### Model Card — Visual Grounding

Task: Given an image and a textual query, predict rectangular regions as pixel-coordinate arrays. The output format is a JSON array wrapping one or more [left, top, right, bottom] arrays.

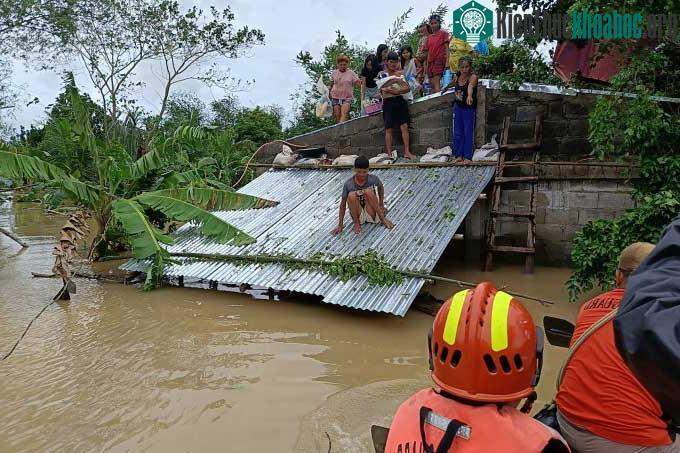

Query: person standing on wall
[[360, 54, 380, 110], [378, 52, 415, 161], [443, 56, 478, 163], [329, 54, 362, 124], [415, 22, 431, 86], [376, 44, 389, 71], [400, 45, 419, 95], [556, 242, 680, 453], [425, 14, 450, 92]]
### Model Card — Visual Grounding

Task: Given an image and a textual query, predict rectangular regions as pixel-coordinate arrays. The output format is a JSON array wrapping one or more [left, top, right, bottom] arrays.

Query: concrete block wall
[[482, 90, 596, 160], [497, 178, 636, 264]]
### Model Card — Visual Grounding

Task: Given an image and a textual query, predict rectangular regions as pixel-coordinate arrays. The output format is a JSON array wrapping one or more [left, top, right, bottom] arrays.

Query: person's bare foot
[[353, 224, 362, 235], [404, 152, 416, 161], [455, 157, 463, 163], [383, 219, 395, 229]]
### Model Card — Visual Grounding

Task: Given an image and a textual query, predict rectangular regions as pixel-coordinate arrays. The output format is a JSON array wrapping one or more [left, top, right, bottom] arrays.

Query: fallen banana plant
[[52, 211, 90, 300]]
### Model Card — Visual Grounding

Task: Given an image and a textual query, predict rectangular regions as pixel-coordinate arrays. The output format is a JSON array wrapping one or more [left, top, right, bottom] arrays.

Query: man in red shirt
[[557, 242, 680, 452], [425, 14, 450, 92]]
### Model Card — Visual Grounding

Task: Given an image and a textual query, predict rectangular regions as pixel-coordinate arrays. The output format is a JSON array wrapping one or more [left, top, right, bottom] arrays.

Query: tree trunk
[[87, 218, 107, 261]]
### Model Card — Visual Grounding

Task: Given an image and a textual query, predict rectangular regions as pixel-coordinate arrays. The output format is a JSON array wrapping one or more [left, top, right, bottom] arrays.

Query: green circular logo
[[453, 1, 494, 45]]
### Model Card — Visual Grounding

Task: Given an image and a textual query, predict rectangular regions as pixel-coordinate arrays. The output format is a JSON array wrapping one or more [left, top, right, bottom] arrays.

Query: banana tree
[[0, 86, 275, 290]]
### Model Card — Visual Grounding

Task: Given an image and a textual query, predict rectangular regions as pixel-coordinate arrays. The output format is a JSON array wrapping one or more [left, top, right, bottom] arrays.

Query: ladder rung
[[491, 211, 535, 218], [495, 176, 539, 183], [489, 245, 535, 254]]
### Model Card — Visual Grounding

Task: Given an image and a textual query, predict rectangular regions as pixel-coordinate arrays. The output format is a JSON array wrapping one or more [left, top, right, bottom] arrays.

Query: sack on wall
[[420, 146, 452, 163], [273, 145, 298, 166], [332, 155, 359, 166]]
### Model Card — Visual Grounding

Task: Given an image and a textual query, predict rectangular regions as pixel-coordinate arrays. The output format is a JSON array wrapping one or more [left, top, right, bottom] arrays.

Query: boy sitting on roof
[[330, 156, 395, 236]]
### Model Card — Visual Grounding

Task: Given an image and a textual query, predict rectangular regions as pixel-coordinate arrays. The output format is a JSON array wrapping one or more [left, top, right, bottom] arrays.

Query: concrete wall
[[261, 86, 636, 265]]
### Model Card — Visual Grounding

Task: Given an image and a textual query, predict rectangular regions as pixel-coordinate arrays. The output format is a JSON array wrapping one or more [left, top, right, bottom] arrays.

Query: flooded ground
[[0, 200, 580, 452]]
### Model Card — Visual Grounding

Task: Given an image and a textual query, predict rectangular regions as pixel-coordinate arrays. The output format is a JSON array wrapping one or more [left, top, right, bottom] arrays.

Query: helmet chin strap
[[520, 391, 537, 414], [427, 327, 434, 371]]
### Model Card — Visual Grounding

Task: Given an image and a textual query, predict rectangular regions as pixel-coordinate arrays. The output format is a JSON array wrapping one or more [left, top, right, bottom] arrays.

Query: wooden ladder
[[485, 115, 543, 274]]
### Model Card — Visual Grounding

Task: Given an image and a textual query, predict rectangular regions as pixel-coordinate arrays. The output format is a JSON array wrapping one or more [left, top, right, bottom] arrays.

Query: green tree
[[161, 92, 207, 132], [0, 83, 275, 288], [26, 0, 263, 140], [210, 95, 241, 129], [475, 40, 561, 89], [233, 106, 282, 145]]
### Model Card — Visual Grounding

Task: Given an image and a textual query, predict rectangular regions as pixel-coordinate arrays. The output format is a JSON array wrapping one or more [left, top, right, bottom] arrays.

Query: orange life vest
[[385, 388, 570, 453]]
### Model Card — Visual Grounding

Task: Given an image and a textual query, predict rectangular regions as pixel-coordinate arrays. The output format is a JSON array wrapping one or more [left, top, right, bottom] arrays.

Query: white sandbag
[[425, 145, 452, 156], [369, 150, 398, 164], [420, 145, 452, 163], [296, 158, 321, 165], [420, 154, 449, 163], [332, 154, 359, 166], [472, 148, 499, 162], [472, 134, 499, 162], [273, 145, 298, 166]]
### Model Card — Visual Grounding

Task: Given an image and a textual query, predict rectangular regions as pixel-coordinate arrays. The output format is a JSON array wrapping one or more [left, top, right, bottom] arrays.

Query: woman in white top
[[400, 45, 419, 96]]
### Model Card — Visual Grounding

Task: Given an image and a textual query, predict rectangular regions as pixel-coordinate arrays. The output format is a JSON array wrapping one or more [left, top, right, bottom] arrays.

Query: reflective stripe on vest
[[385, 388, 570, 453]]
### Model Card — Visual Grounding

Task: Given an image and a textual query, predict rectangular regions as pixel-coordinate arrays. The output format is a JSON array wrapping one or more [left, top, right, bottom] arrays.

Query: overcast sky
[[7, 0, 499, 130]]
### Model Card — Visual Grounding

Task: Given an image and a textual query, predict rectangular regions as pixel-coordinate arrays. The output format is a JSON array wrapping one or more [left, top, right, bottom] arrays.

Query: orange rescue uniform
[[385, 388, 568, 453], [556, 288, 673, 446]]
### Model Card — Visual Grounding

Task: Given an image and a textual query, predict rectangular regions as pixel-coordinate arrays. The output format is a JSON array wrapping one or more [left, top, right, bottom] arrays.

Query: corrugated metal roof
[[122, 166, 495, 315]]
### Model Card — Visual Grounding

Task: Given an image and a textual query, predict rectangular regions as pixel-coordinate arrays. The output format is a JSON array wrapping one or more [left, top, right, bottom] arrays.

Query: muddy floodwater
[[0, 200, 581, 452]]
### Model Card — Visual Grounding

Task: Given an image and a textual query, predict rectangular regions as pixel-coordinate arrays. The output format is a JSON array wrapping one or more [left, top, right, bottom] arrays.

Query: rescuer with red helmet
[[384, 282, 570, 453]]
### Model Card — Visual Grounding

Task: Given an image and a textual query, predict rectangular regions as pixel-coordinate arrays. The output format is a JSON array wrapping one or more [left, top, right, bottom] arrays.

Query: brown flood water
[[0, 200, 581, 452]]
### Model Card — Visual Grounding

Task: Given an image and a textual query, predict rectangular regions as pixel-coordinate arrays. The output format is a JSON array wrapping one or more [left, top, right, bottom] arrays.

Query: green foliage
[[161, 93, 207, 132], [315, 249, 404, 286], [177, 249, 405, 287], [568, 44, 680, 300], [134, 191, 256, 246], [567, 191, 680, 300], [475, 40, 561, 89], [232, 107, 282, 145]]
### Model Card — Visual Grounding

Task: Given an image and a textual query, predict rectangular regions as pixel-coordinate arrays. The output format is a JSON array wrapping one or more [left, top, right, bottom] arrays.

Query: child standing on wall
[[329, 54, 362, 124], [415, 22, 431, 85], [443, 56, 478, 163], [425, 14, 450, 92], [378, 52, 416, 161]]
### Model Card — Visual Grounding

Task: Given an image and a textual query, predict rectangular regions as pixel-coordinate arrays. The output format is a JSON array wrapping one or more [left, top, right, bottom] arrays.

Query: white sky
[[7, 0, 520, 130]]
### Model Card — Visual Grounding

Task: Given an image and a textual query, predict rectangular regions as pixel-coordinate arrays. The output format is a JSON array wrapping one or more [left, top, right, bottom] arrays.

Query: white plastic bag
[[315, 76, 332, 119], [273, 145, 298, 166]]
